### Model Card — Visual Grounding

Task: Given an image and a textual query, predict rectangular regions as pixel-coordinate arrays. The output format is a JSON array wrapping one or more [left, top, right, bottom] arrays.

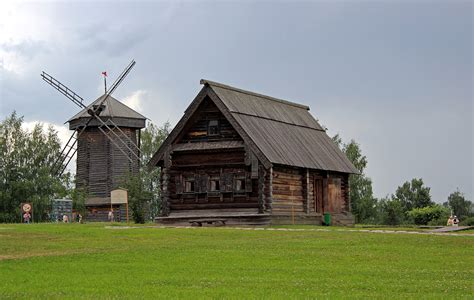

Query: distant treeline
[[332, 134, 474, 226], [1, 111, 472, 225]]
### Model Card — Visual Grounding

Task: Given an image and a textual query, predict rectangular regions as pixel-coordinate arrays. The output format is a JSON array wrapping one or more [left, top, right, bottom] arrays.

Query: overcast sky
[[1, 0, 472, 202]]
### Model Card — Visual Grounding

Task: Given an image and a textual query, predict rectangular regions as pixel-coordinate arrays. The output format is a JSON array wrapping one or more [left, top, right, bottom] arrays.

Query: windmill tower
[[41, 61, 146, 219], [68, 94, 145, 198]]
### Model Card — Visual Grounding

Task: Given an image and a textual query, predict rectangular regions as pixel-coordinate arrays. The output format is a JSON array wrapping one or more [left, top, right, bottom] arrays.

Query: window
[[208, 120, 219, 136], [209, 177, 220, 192], [235, 178, 246, 192], [184, 178, 195, 193]]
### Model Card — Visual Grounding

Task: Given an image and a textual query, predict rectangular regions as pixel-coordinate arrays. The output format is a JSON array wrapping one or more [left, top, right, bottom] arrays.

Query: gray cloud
[[1, 1, 472, 202]]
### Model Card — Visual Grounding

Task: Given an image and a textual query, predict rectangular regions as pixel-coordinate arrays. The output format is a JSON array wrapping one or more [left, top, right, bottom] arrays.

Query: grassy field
[[1, 223, 472, 299]]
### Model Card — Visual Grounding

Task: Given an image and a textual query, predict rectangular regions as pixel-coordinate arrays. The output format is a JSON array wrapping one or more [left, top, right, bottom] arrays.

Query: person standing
[[23, 212, 31, 224], [453, 216, 460, 227], [447, 216, 454, 226], [108, 209, 114, 222]]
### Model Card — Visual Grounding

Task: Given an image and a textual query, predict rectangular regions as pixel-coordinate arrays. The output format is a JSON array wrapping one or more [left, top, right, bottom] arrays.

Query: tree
[[0, 112, 70, 222], [332, 135, 377, 223], [443, 190, 473, 219], [393, 178, 433, 212], [378, 197, 404, 226], [123, 121, 171, 223]]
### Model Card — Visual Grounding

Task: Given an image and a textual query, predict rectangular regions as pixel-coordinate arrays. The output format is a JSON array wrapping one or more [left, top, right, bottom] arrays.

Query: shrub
[[460, 216, 474, 226], [407, 205, 450, 225]]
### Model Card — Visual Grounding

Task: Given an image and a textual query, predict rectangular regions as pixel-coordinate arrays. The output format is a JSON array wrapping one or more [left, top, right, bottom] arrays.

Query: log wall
[[271, 166, 350, 216], [76, 126, 139, 198], [271, 166, 305, 216], [164, 150, 259, 213]]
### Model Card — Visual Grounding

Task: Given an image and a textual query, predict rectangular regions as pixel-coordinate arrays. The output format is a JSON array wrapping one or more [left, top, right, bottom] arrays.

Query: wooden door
[[314, 178, 323, 213]]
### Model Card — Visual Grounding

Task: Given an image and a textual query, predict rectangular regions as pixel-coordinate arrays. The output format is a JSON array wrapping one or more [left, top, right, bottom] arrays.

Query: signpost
[[21, 202, 33, 223], [111, 188, 129, 223]]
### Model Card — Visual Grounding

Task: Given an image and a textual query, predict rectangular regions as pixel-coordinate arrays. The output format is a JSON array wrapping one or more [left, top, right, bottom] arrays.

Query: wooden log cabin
[[148, 80, 358, 226], [68, 94, 146, 221]]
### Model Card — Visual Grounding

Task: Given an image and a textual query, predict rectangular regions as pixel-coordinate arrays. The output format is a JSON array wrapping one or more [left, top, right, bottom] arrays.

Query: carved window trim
[[183, 175, 195, 193], [209, 176, 221, 192], [234, 174, 246, 193]]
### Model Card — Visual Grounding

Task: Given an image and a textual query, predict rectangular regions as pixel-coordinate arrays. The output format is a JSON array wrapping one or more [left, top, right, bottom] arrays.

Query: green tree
[[393, 178, 433, 212], [378, 197, 404, 226], [332, 135, 377, 223], [443, 189, 472, 219], [122, 121, 171, 223], [0, 112, 70, 222]]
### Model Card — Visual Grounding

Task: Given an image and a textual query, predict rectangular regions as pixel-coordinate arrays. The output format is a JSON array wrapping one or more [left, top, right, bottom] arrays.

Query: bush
[[460, 216, 474, 226], [407, 205, 450, 225], [379, 198, 405, 225]]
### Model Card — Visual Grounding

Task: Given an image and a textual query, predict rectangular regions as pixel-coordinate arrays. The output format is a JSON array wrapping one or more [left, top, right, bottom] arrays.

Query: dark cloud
[[1, 1, 472, 202]]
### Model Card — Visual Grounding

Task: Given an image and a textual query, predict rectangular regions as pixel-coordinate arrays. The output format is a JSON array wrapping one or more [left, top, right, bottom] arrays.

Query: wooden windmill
[[41, 60, 146, 205]]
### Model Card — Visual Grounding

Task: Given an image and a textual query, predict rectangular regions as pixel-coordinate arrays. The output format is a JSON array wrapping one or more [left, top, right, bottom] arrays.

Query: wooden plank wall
[[271, 166, 305, 216], [307, 171, 325, 214], [76, 127, 139, 199], [327, 174, 349, 214]]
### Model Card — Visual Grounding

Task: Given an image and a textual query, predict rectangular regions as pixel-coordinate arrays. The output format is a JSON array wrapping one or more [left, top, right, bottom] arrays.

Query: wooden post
[[265, 167, 273, 212], [161, 167, 170, 216], [303, 169, 310, 214], [161, 147, 172, 217], [322, 173, 329, 213], [346, 174, 351, 212], [258, 165, 265, 214], [126, 190, 129, 223], [291, 198, 295, 225]]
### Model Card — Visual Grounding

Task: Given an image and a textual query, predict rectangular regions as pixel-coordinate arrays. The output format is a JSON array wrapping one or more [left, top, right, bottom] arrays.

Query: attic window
[[208, 120, 219, 136]]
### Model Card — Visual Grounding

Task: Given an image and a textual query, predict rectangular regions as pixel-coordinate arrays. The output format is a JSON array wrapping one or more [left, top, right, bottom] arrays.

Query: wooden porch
[[155, 208, 271, 226]]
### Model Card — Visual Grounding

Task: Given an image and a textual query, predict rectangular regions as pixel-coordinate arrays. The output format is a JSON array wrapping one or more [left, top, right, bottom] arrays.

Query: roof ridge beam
[[200, 79, 310, 111]]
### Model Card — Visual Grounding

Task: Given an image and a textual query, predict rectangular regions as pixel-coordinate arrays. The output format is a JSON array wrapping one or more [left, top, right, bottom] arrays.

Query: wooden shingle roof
[[148, 80, 358, 174], [68, 94, 146, 129]]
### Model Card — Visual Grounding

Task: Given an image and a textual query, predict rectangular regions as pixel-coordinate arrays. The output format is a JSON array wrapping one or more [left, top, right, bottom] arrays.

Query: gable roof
[[68, 94, 146, 122], [148, 80, 358, 174]]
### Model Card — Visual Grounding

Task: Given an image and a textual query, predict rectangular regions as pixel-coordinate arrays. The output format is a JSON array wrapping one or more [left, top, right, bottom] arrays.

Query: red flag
[[102, 71, 107, 77]]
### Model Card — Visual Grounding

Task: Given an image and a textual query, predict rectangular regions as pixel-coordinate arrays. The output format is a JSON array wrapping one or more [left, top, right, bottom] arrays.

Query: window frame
[[183, 176, 195, 193], [234, 176, 246, 193], [208, 120, 219, 136], [209, 176, 221, 192]]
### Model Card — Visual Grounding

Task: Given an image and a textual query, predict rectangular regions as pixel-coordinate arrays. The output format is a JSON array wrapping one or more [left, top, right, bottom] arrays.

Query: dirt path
[[105, 225, 473, 237], [429, 226, 472, 233]]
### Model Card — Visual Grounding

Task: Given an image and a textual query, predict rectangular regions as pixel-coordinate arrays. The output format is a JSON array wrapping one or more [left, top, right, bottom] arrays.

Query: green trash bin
[[324, 213, 331, 226]]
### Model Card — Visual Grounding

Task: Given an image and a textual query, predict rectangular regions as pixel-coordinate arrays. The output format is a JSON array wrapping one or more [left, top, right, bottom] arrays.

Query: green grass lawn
[[1, 223, 472, 299]]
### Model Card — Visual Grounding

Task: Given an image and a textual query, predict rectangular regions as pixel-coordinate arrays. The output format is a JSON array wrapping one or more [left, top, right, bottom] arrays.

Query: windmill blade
[[93, 114, 141, 163], [41, 72, 87, 109], [107, 60, 136, 97], [51, 125, 90, 176], [43, 59, 140, 176]]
